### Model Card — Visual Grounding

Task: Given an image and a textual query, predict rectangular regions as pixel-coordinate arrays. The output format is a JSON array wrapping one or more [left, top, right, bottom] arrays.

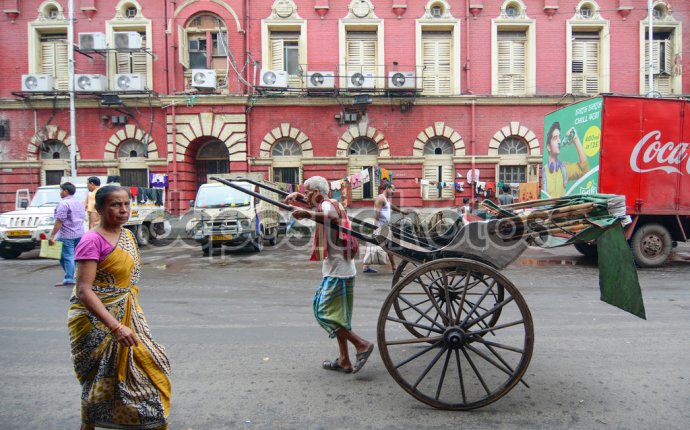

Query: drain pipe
[[465, 0, 472, 94]]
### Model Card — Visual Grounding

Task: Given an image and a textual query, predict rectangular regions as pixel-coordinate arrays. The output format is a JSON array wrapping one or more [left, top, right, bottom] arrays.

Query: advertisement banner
[[541, 97, 603, 198]]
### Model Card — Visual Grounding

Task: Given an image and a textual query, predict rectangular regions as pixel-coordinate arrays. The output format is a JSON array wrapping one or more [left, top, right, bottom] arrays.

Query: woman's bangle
[[110, 322, 123, 334]]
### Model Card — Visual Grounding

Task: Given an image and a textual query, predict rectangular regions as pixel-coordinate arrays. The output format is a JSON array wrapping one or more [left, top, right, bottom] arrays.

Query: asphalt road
[[1, 237, 689, 430]]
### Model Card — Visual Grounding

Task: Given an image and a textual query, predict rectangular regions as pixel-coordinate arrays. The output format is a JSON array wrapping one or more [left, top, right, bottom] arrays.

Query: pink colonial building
[[0, 0, 687, 213]]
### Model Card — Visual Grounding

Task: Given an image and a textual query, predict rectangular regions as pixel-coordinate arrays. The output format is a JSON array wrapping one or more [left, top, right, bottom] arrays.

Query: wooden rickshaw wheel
[[391, 259, 505, 340], [377, 258, 534, 410]]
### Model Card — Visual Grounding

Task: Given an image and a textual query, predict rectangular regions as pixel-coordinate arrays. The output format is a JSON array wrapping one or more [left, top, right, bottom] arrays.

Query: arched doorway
[[40, 139, 70, 185], [195, 138, 229, 189]]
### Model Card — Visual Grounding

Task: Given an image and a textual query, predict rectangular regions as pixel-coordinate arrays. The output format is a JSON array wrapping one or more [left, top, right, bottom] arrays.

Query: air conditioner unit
[[78, 32, 106, 50], [388, 71, 417, 90], [114, 74, 146, 91], [306, 71, 335, 90], [21, 74, 54, 92], [75, 74, 108, 92], [113, 31, 142, 50], [259, 69, 288, 89], [347, 71, 375, 90], [190, 69, 217, 89]]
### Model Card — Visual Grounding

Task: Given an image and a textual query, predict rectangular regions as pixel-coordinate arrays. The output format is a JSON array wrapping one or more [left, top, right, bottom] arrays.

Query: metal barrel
[[210, 177, 378, 245]]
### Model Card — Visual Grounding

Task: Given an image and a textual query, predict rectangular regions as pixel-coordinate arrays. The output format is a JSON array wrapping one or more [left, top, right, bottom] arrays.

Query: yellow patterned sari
[[68, 229, 170, 429]]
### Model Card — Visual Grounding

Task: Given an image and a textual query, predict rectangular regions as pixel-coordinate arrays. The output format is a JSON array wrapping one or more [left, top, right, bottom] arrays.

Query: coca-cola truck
[[542, 95, 690, 267]]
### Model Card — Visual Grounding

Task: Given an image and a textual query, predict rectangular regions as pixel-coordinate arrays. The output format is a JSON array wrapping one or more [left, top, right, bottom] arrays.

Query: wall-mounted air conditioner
[[190, 69, 217, 89], [78, 32, 106, 50], [75, 74, 108, 92], [113, 31, 142, 50], [306, 71, 335, 90], [388, 71, 417, 90], [347, 71, 375, 90], [259, 69, 288, 89], [21, 74, 54, 92], [114, 74, 146, 91]]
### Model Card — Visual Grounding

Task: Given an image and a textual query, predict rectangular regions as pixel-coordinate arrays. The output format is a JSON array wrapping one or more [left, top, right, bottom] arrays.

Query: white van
[[0, 179, 167, 259], [188, 175, 282, 255]]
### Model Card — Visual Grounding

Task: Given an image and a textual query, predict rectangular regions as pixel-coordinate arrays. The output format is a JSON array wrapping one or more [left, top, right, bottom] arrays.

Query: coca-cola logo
[[629, 130, 690, 174]]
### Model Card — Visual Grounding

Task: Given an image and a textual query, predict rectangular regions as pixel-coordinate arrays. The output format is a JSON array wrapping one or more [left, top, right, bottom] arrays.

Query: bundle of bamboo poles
[[481, 198, 601, 240]]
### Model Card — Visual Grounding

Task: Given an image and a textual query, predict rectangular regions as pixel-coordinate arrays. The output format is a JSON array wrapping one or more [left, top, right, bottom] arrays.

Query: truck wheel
[[202, 243, 211, 256], [267, 228, 278, 246], [631, 223, 672, 268], [0, 248, 22, 259], [574, 242, 598, 259], [135, 224, 151, 247], [251, 235, 264, 252]]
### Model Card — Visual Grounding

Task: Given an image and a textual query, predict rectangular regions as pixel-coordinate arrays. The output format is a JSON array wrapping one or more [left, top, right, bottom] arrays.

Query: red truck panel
[[599, 96, 690, 216]]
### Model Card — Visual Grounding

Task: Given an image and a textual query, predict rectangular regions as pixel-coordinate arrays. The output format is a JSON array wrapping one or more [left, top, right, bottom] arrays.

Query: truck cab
[[188, 175, 281, 256]]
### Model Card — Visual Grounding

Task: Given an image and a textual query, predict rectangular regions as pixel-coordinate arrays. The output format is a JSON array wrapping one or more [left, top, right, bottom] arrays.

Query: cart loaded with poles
[[211, 176, 646, 411]]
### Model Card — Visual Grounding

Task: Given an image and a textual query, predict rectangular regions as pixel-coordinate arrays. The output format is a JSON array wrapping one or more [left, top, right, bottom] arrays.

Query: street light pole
[[68, 0, 77, 176]]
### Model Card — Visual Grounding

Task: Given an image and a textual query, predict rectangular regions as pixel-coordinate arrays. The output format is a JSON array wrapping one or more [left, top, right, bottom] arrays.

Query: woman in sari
[[69, 186, 171, 430]]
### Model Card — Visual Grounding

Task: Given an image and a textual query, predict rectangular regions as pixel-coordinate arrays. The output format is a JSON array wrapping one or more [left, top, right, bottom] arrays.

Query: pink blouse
[[75, 230, 116, 262]]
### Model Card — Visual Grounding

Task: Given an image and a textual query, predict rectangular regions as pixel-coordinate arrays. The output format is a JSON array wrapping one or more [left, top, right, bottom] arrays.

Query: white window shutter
[[40, 42, 56, 77], [662, 38, 673, 74], [346, 33, 376, 75], [270, 39, 283, 71], [54, 41, 69, 90], [178, 25, 189, 69], [422, 32, 451, 95], [440, 165, 454, 199], [349, 166, 363, 200]]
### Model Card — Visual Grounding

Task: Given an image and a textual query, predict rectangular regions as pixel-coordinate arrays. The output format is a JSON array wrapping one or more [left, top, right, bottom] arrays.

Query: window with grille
[[349, 138, 378, 156], [424, 137, 453, 155], [498, 137, 528, 155], [497, 31, 526, 95], [498, 166, 525, 198], [45, 170, 63, 185], [40, 140, 69, 159], [422, 32, 452, 95], [572, 32, 600, 95], [272, 138, 302, 157], [118, 140, 147, 158], [119, 169, 148, 188], [273, 167, 300, 190]]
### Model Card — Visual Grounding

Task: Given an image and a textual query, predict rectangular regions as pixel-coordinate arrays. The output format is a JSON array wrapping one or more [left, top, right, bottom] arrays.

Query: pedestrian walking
[[85, 176, 101, 229], [48, 182, 86, 287], [285, 176, 374, 374], [69, 185, 171, 430], [362, 183, 407, 274], [498, 184, 515, 205]]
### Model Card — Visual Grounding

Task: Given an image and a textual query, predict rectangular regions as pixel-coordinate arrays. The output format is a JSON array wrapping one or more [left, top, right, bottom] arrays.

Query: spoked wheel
[[391, 259, 505, 341], [378, 258, 534, 410], [391, 259, 419, 288]]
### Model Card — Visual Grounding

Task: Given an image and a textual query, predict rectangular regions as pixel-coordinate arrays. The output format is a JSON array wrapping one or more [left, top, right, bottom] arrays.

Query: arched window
[[272, 138, 302, 157], [40, 140, 69, 159], [118, 139, 147, 158], [197, 140, 229, 159], [349, 138, 378, 156], [185, 13, 228, 71], [424, 137, 453, 155], [498, 137, 528, 155]]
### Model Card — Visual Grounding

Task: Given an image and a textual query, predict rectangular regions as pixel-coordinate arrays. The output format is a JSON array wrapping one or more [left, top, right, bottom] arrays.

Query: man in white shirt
[[286, 176, 374, 374]]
